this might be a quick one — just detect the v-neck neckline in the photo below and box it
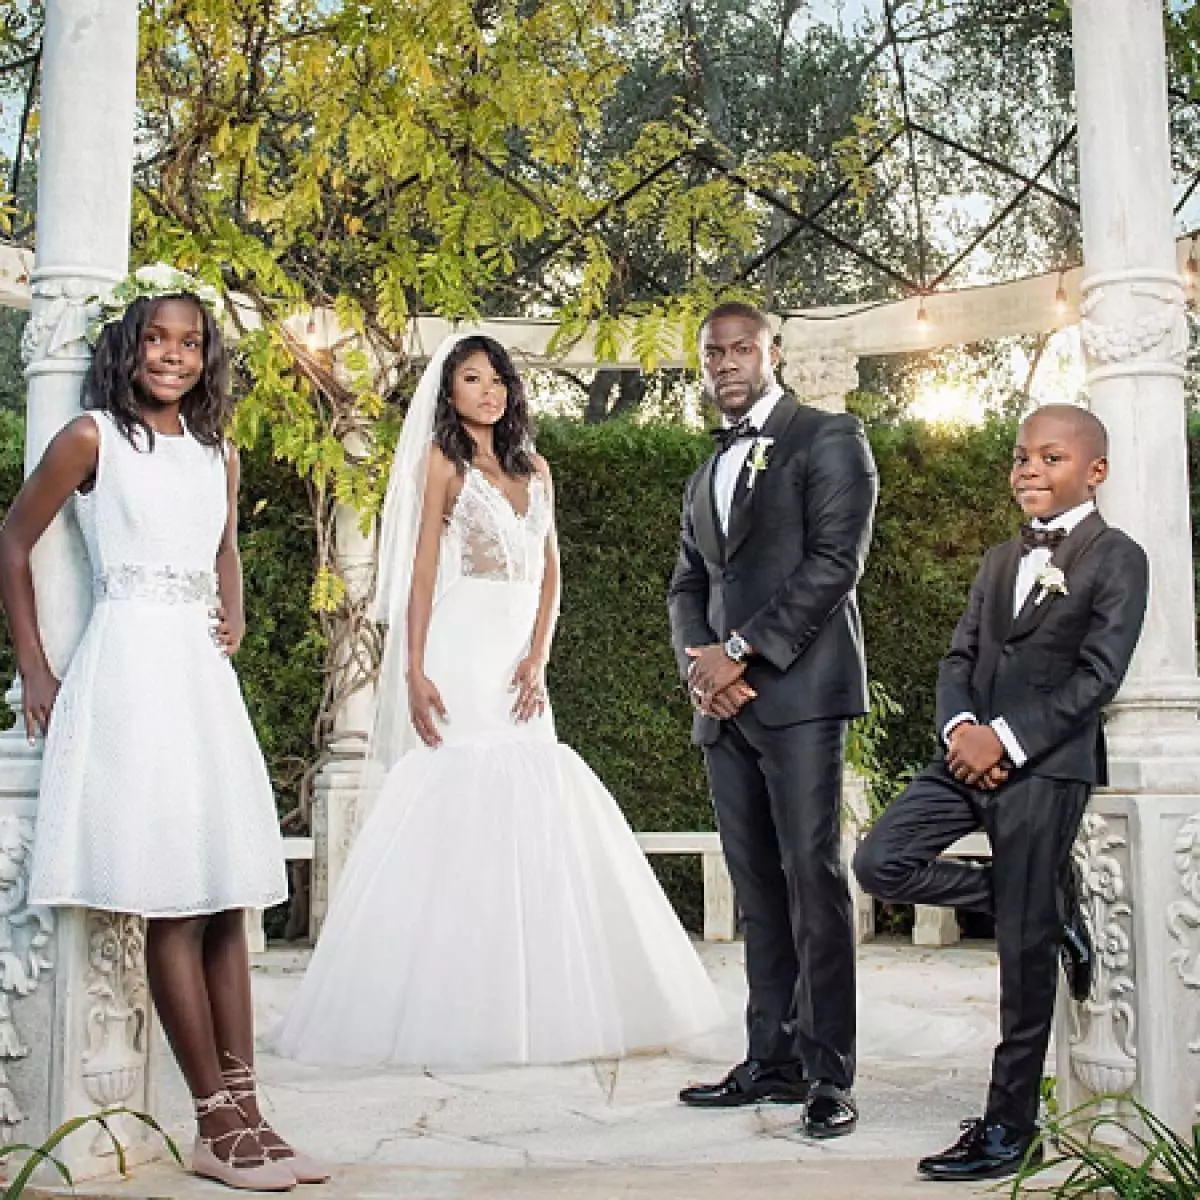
[471,465,535,519]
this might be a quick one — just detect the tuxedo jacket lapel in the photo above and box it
[975,540,1021,694]
[725,395,800,561]
[1009,511,1107,641]
[691,455,723,565]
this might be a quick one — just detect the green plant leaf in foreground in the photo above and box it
[1011,1097,1200,1198]
[0,1108,181,1200]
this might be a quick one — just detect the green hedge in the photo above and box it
[0,411,1191,932]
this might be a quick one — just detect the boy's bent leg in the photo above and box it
[853,761,991,911]
[704,718,800,1065]
[983,777,1089,1134]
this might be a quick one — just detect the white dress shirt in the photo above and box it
[714,385,782,534]
[945,498,1096,769]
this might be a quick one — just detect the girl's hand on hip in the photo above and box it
[510,655,547,723]
[409,672,448,747]
[210,605,245,657]
[21,662,60,743]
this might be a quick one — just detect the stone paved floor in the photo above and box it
[34,939,1032,1199]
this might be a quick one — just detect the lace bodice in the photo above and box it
[439,466,551,591]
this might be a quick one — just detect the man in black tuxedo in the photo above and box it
[668,302,877,1139]
[854,404,1148,1182]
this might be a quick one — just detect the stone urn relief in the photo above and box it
[82,913,148,1154]
[1067,813,1137,1141]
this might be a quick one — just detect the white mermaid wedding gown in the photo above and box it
[275,466,724,1068]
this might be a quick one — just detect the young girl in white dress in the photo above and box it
[0,277,328,1191]
[274,334,723,1068]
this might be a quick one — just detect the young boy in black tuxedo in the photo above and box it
[854,404,1148,1182]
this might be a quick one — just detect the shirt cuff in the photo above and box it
[991,716,1027,768]
[942,712,976,745]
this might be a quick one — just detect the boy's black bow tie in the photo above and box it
[1019,523,1067,553]
[710,417,760,452]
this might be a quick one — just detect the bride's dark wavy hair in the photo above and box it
[432,336,533,476]
[82,293,231,450]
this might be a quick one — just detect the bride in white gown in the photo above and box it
[274,334,723,1069]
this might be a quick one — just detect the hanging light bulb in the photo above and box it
[1054,271,1068,314]
[1186,240,1198,289]
[304,312,320,351]
[916,295,929,328]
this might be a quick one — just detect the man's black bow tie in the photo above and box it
[1019,523,1067,554]
[710,417,761,453]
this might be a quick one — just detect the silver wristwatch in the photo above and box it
[724,631,751,663]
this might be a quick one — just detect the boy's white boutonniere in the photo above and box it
[745,437,774,490]
[1034,564,1069,606]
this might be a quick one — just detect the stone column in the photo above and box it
[1057,0,1200,1138]
[308,425,377,941]
[0,0,152,1180]
[776,340,860,414]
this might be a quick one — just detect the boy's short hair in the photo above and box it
[1023,403,1109,460]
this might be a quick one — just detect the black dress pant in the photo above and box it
[853,762,1088,1133]
[704,711,854,1088]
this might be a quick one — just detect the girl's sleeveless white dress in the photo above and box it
[274,467,723,1068]
[29,411,288,917]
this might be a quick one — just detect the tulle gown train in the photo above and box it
[274,468,723,1068]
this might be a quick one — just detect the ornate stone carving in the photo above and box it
[1167,815,1200,1082]
[778,347,859,411]
[0,816,55,1146]
[1078,278,1189,367]
[19,275,101,366]
[1068,813,1138,1102]
[82,912,148,1151]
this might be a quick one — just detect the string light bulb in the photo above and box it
[1054,271,1068,314]
[1186,240,1198,289]
[916,295,929,328]
[304,312,320,351]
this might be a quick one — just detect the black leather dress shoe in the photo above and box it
[917,1118,1041,1181]
[803,1082,857,1139]
[678,1060,810,1107]
[1061,861,1094,1004]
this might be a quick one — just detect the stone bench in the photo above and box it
[912,831,992,947]
[245,835,314,954]
[633,831,735,942]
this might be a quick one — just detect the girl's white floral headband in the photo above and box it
[87,263,226,346]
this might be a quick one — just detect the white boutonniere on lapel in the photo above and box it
[745,437,774,490]
[1034,564,1069,606]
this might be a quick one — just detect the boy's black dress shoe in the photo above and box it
[917,1118,1041,1181]
[803,1082,857,1139]
[1061,861,1094,1004]
[678,1060,809,1107]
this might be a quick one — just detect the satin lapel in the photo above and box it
[691,455,724,565]
[725,395,801,561]
[975,540,1020,693]
[1008,511,1107,641]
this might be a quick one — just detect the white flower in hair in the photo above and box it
[87,262,226,345]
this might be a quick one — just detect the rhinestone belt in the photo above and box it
[94,564,217,605]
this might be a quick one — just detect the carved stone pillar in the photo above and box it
[1056,0,1200,1138]
[308,435,376,940]
[0,0,155,1180]
[776,341,859,414]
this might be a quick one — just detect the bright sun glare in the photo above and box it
[909,380,976,426]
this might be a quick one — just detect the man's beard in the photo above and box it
[709,376,770,417]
